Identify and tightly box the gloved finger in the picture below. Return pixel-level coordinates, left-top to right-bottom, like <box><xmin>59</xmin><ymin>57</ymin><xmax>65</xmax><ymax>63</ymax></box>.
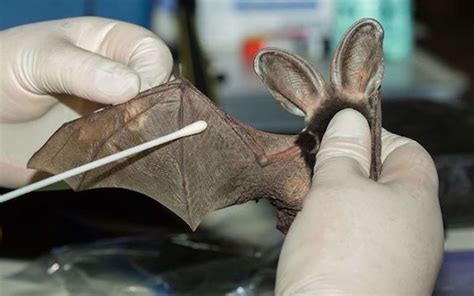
<box><xmin>313</xmin><ymin>108</ymin><xmax>372</xmax><ymax>183</ymax></box>
<box><xmin>32</xmin><ymin>39</ymin><xmax>140</xmax><ymax>104</ymax></box>
<box><xmin>126</xmin><ymin>36</ymin><xmax>173</xmax><ymax>90</ymax></box>
<box><xmin>379</xmin><ymin>130</ymin><xmax>438</xmax><ymax>197</ymax></box>
<box><xmin>0</xmin><ymin>162</ymin><xmax>38</xmax><ymax>188</ymax></box>
<box><xmin>75</xmin><ymin>18</ymin><xmax>173</xmax><ymax>90</ymax></box>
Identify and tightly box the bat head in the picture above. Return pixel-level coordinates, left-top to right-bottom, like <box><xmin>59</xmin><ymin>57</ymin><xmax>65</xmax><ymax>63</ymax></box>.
<box><xmin>254</xmin><ymin>18</ymin><xmax>384</xmax><ymax>168</ymax></box>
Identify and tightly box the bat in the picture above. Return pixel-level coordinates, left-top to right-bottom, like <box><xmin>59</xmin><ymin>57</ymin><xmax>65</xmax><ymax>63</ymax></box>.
<box><xmin>27</xmin><ymin>19</ymin><xmax>384</xmax><ymax>233</ymax></box>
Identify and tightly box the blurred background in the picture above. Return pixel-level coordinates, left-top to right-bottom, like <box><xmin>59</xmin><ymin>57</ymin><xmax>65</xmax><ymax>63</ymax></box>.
<box><xmin>0</xmin><ymin>0</ymin><xmax>473</xmax><ymax>294</ymax></box>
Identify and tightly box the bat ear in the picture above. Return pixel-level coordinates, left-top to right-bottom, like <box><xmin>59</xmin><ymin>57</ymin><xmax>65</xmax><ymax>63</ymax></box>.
<box><xmin>330</xmin><ymin>18</ymin><xmax>384</xmax><ymax>100</ymax></box>
<box><xmin>254</xmin><ymin>48</ymin><xmax>328</xmax><ymax>120</ymax></box>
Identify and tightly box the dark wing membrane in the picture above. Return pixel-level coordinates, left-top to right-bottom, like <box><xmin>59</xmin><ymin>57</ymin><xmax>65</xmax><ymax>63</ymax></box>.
<box><xmin>28</xmin><ymin>79</ymin><xmax>257</xmax><ymax>229</ymax></box>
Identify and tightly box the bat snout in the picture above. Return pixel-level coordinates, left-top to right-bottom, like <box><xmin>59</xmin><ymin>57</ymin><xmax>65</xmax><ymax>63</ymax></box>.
<box><xmin>296</xmin><ymin>129</ymin><xmax>320</xmax><ymax>155</ymax></box>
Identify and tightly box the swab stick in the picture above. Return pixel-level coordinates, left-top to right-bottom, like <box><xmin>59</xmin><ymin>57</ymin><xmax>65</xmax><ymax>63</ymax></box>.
<box><xmin>0</xmin><ymin>120</ymin><xmax>208</xmax><ymax>203</ymax></box>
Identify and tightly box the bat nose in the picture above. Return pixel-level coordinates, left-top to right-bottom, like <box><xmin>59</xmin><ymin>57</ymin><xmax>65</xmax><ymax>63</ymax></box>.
<box><xmin>296</xmin><ymin>129</ymin><xmax>320</xmax><ymax>155</ymax></box>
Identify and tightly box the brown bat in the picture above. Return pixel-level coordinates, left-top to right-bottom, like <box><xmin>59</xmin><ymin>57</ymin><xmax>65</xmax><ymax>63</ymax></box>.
<box><xmin>28</xmin><ymin>19</ymin><xmax>384</xmax><ymax>233</ymax></box>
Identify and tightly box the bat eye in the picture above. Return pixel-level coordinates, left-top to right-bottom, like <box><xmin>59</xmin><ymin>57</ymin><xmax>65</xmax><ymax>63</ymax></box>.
<box><xmin>296</xmin><ymin>129</ymin><xmax>320</xmax><ymax>155</ymax></box>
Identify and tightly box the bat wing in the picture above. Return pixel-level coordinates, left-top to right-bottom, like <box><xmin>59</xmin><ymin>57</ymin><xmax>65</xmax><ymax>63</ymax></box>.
<box><xmin>28</xmin><ymin>79</ymin><xmax>261</xmax><ymax>230</ymax></box>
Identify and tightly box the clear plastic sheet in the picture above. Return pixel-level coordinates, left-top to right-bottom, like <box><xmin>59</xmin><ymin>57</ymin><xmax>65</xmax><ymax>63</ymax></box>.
<box><xmin>4</xmin><ymin>234</ymin><xmax>278</xmax><ymax>295</ymax></box>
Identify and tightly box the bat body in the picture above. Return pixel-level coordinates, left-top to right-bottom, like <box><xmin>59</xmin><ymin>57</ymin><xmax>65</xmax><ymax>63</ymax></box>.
<box><xmin>28</xmin><ymin>19</ymin><xmax>384</xmax><ymax>233</ymax></box>
<box><xmin>29</xmin><ymin>79</ymin><xmax>311</xmax><ymax>231</ymax></box>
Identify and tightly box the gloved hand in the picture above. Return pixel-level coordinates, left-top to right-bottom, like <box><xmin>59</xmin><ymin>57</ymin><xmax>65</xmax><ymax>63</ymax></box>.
<box><xmin>0</xmin><ymin>17</ymin><xmax>173</xmax><ymax>187</ymax></box>
<box><xmin>276</xmin><ymin>109</ymin><xmax>444</xmax><ymax>295</ymax></box>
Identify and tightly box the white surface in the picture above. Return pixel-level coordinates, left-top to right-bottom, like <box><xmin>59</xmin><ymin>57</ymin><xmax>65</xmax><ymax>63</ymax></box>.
<box><xmin>196</xmin><ymin>0</ymin><xmax>333</xmax><ymax>56</ymax></box>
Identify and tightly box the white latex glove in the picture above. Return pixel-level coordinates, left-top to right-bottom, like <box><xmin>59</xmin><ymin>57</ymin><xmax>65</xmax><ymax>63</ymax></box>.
<box><xmin>276</xmin><ymin>109</ymin><xmax>444</xmax><ymax>295</ymax></box>
<box><xmin>0</xmin><ymin>17</ymin><xmax>173</xmax><ymax>187</ymax></box>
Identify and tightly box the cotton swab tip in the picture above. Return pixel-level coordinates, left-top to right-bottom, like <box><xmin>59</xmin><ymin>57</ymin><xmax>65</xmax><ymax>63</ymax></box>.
<box><xmin>179</xmin><ymin>120</ymin><xmax>208</xmax><ymax>136</ymax></box>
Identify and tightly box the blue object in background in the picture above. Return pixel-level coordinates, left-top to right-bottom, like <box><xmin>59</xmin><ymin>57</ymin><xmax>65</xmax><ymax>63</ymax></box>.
<box><xmin>331</xmin><ymin>0</ymin><xmax>414</xmax><ymax>62</ymax></box>
<box><xmin>0</xmin><ymin>0</ymin><xmax>153</xmax><ymax>30</ymax></box>
<box><xmin>0</xmin><ymin>0</ymin><xmax>86</xmax><ymax>29</ymax></box>
<box><xmin>93</xmin><ymin>0</ymin><xmax>153</xmax><ymax>27</ymax></box>
<box><xmin>434</xmin><ymin>251</ymin><xmax>474</xmax><ymax>295</ymax></box>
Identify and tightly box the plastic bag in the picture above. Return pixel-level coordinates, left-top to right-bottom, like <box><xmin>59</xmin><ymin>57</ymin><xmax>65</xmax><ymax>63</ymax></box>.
<box><xmin>4</xmin><ymin>234</ymin><xmax>278</xmax><ymax>295</ymax></box>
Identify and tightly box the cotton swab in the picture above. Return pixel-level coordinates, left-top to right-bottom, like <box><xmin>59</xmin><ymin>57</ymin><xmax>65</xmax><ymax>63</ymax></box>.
<box><xmin>0</xmin><ymin>120</ymin><xmax>208</xmax><ymax>203</ymax></box>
